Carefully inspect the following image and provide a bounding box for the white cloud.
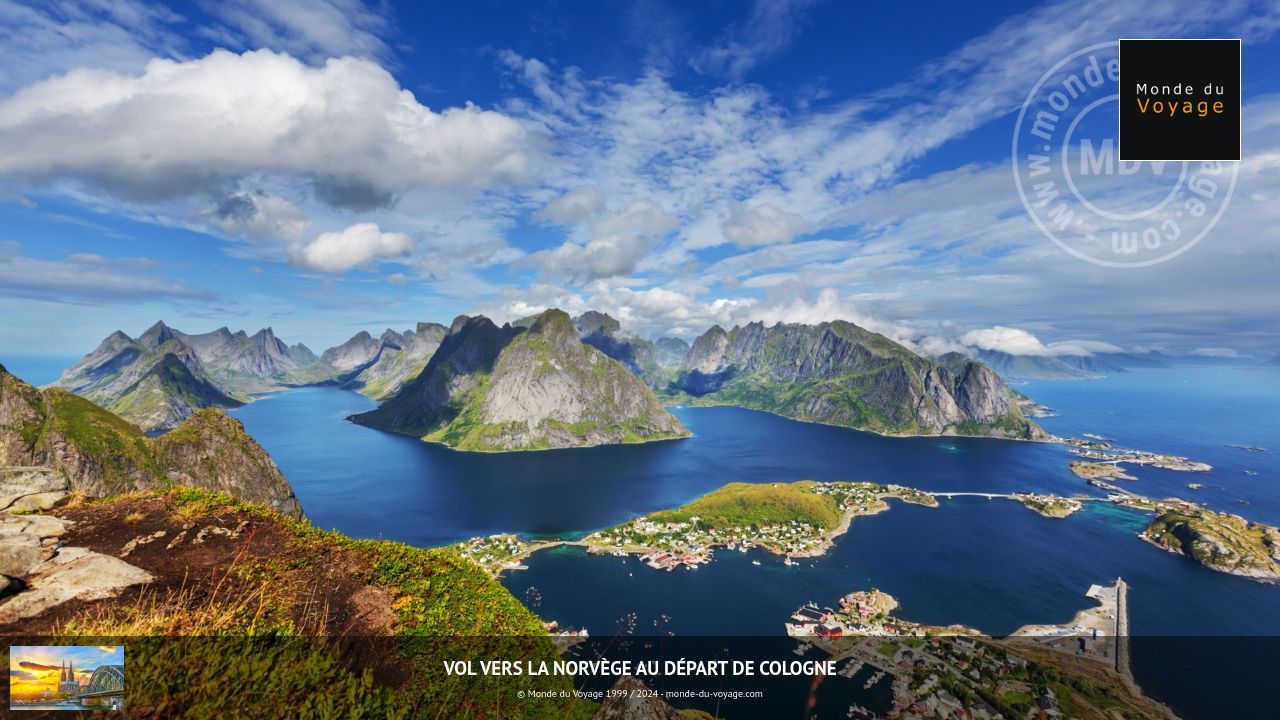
[1189,347,1242,358]
[526,199,677,282]
[0,0,185,96]
[0,241,208,303]
[199,0,395,65]
[1046,339,1125,357]
[287,223,412,273]
[202,191,311,241]
[476,283,967,357]
[691,0,821,78]
[960,326,1052,356]
[0,49,537,206]
[720,202,810,247]
[539,186,606,224]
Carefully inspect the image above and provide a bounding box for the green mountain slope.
[353,309,689,451]
[672,321,1044,439]
[1,365,300,516]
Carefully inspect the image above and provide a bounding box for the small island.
[582,481,938,569]
[1143,506,1280,583]
[1070,461,1136,481]
[1014,493,1083,518]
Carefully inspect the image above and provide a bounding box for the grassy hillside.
[44,388,169,493]
[24,488,593,720]
[647,481,844,530]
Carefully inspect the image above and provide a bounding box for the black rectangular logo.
[1119,38,1241,161]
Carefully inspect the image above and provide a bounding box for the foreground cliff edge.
[351,309,690,451]
[0,489,589,719]
[1,364,300,518]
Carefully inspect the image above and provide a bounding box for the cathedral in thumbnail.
[57,661,80,695]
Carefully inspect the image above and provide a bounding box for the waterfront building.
[57,661,80,695]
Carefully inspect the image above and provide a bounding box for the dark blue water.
[229,388,1110,546]
[229,367,1280,720]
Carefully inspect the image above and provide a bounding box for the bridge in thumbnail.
[74,664,125,710]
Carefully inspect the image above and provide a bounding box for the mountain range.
[323,322,449,400]
[351,309,689,451]
[572,311,688,388]
[50,310,1059,446]
[49,321,337,432]
[670,322,1045,439]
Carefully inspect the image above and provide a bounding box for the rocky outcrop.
[353,310,689,451]
[673,321,1043,439]
[593,676,683,720]
[1144,507,1280,582]
[0,541,154,624]
[1,365,303,518]
[0,466,69,512]
[0,508,152,624]
[151,409,302,519]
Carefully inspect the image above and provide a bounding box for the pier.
[1115,577,1130,678]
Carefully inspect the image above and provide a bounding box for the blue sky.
[1,0,1279,362]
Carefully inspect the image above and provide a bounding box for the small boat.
[752,560,761,566]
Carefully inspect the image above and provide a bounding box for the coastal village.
[779,581,1167,719]
[584,482,940,571]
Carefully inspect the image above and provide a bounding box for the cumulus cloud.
[960,326,1052,356]
[203,191,311,241]
[720,202,810,247]
[287,223,412,273]
[0,49,536,206]
[526,199,677,282]
[539,186,606,224]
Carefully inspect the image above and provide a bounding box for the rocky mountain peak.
[138,321,178,349]
[378,328,403,347]
[574,310,621,337]
[353,310,687,451]
[527,308,577,341]
[682,324,731,374]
